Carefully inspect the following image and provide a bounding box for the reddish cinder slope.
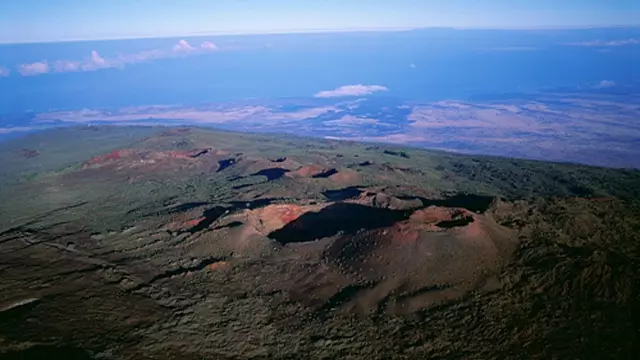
[275,202,518,315]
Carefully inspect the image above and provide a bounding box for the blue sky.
[1,0,639,43]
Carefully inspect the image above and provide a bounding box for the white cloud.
[315,84,388,98]
[80,51,115,71]
[200,41,219,51]
[0,66,10,76]
[18,61,50,76]
[18,39,221,76]
[51,51,114,73]
[118,49,167,63]
[593,80,616,89]
[173,39,194,53]
[0,126,42,134]
[90,50,107,66]
[565,39,640,47]
[53,60,81,72]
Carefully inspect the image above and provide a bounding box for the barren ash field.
[0,125,639,359]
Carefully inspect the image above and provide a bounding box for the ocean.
[0,28,638,115]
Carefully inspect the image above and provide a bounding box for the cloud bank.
[0,126,47,134]
[315,84,388,98]
[593,80,616,89]
[15,39,219,76]
[566,38,639,47]
[173,39,194,53]
[200,41,219,50]
[18,61,50,76]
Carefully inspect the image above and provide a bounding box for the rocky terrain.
[0,126,638,359]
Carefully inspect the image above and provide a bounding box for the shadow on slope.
[399,194,496,213]
[267,203,411,244]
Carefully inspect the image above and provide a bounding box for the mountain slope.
[0,126,638,359]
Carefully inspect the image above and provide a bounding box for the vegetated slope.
[0,126,159,186]
[2,125,639,199]
[0,126,638,359]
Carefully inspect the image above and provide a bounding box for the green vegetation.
[1,125,639,233]
[0,125,638,359]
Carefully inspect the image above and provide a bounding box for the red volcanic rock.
[168,148,211,160]
[105,150,121,160]
[82,148,215,169]
[316,204,516,315]
[247,203,326,235]
[84,149,129,167]
[409,206,472,225]
[328,169,360,184]
[286,165,327,178]
[256,205,307,228]
[163,216,206,232]
[183,217,206,228]
[378,207,475,246]
[208,261,230,271]
[386,223,421,244]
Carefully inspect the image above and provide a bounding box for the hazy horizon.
[1,2,638,169]
[2,25,640,45]
[2,0,639,43]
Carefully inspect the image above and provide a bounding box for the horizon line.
[1,24,639,45]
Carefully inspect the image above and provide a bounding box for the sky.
[1,0,639,43]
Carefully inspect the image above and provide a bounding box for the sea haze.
[0,27,638,168]
[1,27,639,112]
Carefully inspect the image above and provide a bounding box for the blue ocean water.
[0,28,638,114]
